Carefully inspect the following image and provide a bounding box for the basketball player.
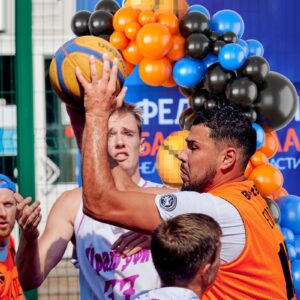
[16,103,170,299]
[76,55,295,300]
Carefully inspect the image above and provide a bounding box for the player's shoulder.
[53,188,82,213]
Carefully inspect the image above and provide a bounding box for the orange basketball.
[49,36,126,106]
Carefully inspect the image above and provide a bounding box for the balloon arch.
[70,0,299,293]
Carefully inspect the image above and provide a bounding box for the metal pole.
[15,0,37,299]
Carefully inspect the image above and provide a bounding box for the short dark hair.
[111,102,143,136]
[151,213,222,286]
[192,105,256,168]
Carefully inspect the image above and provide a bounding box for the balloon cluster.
[277,195,300,298]
[244,125,286,200]
[71,2,298,133]
[110,7,187,86]
[71,0,121,41]
[174,5,298,133]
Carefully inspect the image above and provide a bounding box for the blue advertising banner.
[76,0,300,195]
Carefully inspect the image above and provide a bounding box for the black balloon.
[222,32,238,44]
[94,0,120,15]
[189,89,210,112]
[211,40,226,56]
[185,33,210,59]
[242,107,258,122]
[209,31,221,42]
[226,77,258,106]
[255,71,298,131]
[204,99,219,109]
[266,198,281,224]
[179,11,210,38]
[71,10,91,36]
[179,108,195,129]
[179,86,195,98]
[242,56,270,83]
[99,34,110,41]
[88,10,114,36]
[205,63,236,94]
[185,113,198,130]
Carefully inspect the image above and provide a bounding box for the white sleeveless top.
[74,178,162,300]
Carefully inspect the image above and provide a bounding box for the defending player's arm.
[16,190,78,290]
[78,55,161,234]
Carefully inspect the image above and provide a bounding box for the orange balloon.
[157,12,179,34]
[249,164,283,197]
[138,10,156,25]
[137,23,172,59]
[124,59,135,76]
[244,161,254,178]
[124,21,141,40]
[167,34,185,61]
[162,75,176,87]
[122,41,143,65]
[250,151,269,168]
[139,57,172,86]
[110,31,129,50]
[270,187,288,201]
[113,7,140,32]
[258,131,279,158]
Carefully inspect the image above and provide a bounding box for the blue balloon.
[188,5,210,20]
[292,260,300,291]
[237,39,249,57]
[219,43,247,70]
[278,195,300,235]
[173,57,205,88]
[294,235,300,259]
[281,227,295,245]
[252,123,265,149]
[287,243,297,261]
[202,53,218,69]
[211,9,245,38]
[247,39,264,56]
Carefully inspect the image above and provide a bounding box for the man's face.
[0,188,16,243]
[108,112,144,176]
[178,124,220,193]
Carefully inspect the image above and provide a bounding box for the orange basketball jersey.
[0,236,23,300]
[203,180,295,300]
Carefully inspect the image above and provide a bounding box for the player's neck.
[130,169,141,185]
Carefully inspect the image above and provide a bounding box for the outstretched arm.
[16,190,79,290]
[78,55,161,234]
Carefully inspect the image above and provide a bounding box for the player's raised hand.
[75,54,127,118]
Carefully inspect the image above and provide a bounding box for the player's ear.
[140,138,145,153]
[220,147,236,171]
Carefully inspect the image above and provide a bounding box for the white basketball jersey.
[74,179,162,300]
